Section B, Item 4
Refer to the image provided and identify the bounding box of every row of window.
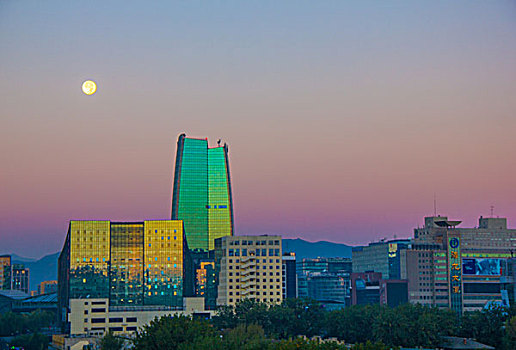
[229,240,280,246]
[228,259,280,264]
[230,291,281,296]
[228,249,280,257]
[229,298,281,303]
[229,278,280,289]
[229,272,281,278]
[229,265,280,271]
[84,326,138,333]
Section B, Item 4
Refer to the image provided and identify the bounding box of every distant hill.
[283,238,352,259]
[10,254,37,263]
[8,238,351,291]
[13,252,59,291]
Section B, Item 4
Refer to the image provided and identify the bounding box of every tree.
[503,316,516,350]
[350,340,394,350]
[100,332,125,350]
[133,315,216,350]
[10,333,49,350]
[459,305,509,349]
[325,305,379,343]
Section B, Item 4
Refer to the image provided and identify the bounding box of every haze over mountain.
[12,253,59,291]
[8,239,352,291]
[282,238,352,260]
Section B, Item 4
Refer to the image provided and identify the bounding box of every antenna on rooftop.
[433,193,437,216]
[490,205,494,218]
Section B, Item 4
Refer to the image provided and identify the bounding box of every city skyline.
[2,1,516,258]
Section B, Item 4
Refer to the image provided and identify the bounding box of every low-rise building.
[307,273,348,310]
[0,255,11,290]
[10,264,30,294]
[215,235,283,306]
[401,216,516,314]
[38,280,58,295]
[282,253,297,299]
[296,257,351,308]
[350,272,382,305]
[352,239,411,279]
[501,257,516,307]
[68,297,210,337]
[379,279,408,307]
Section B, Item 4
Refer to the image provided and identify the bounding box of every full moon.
[81,80,97,95]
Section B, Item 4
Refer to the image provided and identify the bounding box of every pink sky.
[1,1,516,258]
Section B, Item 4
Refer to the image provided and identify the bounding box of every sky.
[1,1,516,258]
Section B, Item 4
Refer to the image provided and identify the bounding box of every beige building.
[401,216,516,314]
[215,235,283,306]
[68,297,210,337]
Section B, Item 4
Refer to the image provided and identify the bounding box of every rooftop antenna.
[490,205,494,218]
[433,193,437,216]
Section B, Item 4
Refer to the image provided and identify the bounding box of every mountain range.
[10,238,352,291]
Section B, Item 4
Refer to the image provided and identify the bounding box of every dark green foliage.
[10,332,49,350]
[459,305,512,349]
[134,314,216,350]
[371,303,457,347]
[100,332,125,350]
[132,299,514,349]
[503,316,516,350]
[349,340,394,350]
[0,310,55,336]
[325,304,379,343]
[212,298,325,339]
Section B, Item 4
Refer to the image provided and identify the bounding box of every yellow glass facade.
[59,220,190,313]
[110,223,144,306]
[69,221,110,300]
[144,221,185,307]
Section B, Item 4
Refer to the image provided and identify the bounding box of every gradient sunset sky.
[1,1,516,258]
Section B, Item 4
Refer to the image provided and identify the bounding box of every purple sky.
[1,1,516,258]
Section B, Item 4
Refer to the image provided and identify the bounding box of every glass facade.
[171,134,233,251]
[110,223,144,306]
[69,221,111,301]
[144,221,185,307]
[208,147,232,250]
[195,260,217,309]
[58,220,190,316]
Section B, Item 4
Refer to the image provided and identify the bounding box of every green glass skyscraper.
[171,134,234,251]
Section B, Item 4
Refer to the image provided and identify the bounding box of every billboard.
[462,258,502,276]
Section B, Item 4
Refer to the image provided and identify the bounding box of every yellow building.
[58,220,193,330]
